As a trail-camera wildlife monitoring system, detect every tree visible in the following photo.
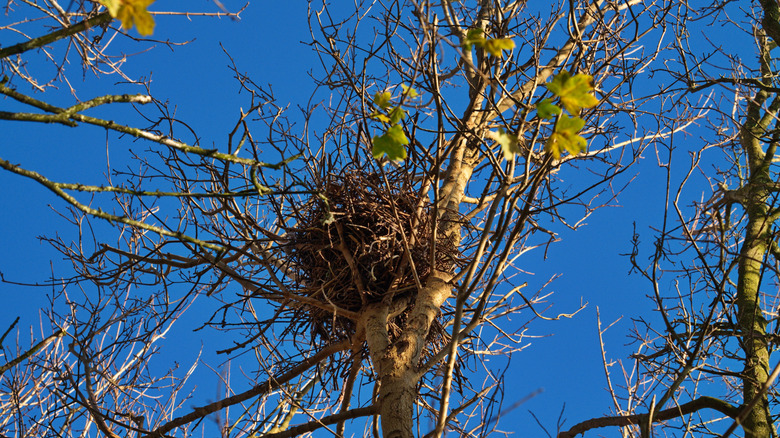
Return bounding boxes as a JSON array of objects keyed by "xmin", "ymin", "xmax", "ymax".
[
  {"xmin": 560, "ymin": 1, "xmax": 780, "ymax": 437},
  {"xmin": 1, "ymin": 1, "xmax": 681, "ymax": 437}
]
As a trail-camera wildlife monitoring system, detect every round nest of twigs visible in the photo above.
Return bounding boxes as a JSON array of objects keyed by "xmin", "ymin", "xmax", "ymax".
[{"xmin": 283, "ymin": 168, "xmax": 460, "ymax": 355}]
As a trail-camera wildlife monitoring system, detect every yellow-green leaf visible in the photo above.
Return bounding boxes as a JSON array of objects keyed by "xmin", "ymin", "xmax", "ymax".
[
  {"xmin": 495, "ymin": 128, "xmax": 520, "ymax": 160},
  {"xmin": 100, "ymin": 0, "xmax": 156, "ymax": 36},
  {"xmin": 545, "ymin": 114, "xmax": 587, "ymax": 159},
  {"xmin": 545, "ymin": 71, "xmax": 598, "ymax": 114},
  {"xmin": 483, "ymin": 38, "xmax": 515, "ymax": 57},
  {"xmin": 372, "ymin": 125, "xmax": 409, "ymax": 161},
  {"xmin": 557, "ymin": 112, "xmax": 586, "ymax": 133},
  {"xmin": 389, "ymin": 106, "xmax": 406, "ymax": 125},
  {"xmin": 100, "ymin": 0, "xmax": 121, "ymax": 16},
  {"xmin": 546, "ymin": 131, "xmax": 587, "ymax": 159},
  {"xmin": 401, "ymin": 84, "xmax": 419, "ymax": 99},
  {"xmin": 385, "ymin": 124, "xmax": 409, "ymax": 145},
  {"xmin": 370, "ymin": 112, "xmax": 391, "ymax": 124},
  {"xmin": 373, "ymin": 91, "xmax": 392, "ymax": 110},
  {"xmin": 462, "ymin": 28, "xmax": 486, "ymax": 51},
  {"xmin": 536, "ymin": 98, "xmax": 562, "ymax": 119}
]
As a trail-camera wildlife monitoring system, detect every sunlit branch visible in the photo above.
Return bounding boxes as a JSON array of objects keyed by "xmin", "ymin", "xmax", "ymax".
[
  {"xmin": 0, "ymin": 180, "xmax": 270, "ymax": 199},
  {"xmin": 260, "ymin": 405, "xmax": 379, "ymax": 438},
  {"xmin": 0, "ymin": 158, "xmax": 226, "ymax": 252},
  {"xmin": 149, "ymin": 2, "xmax": 249, "ymax": 19},
  {"xmin": 0, "ymin": 12, "xmax": 112, "ymax": 60},
  {"xmin": 0, "ymin": 83, "xmax": 299, "ymax": 169},
  {"xmin": 141, "ymin": 340, "xmax": 350, "ymax": 438},
  {"xmin": 0, "ymin": 328, "xmax": 65, "ymax": 375},
  {"xmin": 424, "ymin": 387, "xmax": 492, "ymax": 438}
]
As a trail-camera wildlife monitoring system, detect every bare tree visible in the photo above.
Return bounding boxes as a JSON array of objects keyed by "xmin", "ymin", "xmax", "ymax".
[
  {"xmin": 1, "ymin": 1, "xmax": 684, "ymax": 437},
  {"xmin": 560, "ymin": 1, "xmax": 780, "ymax": 437}
]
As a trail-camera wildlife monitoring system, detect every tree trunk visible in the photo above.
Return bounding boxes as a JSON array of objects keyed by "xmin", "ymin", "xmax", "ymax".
[
  {"xmin": 360, "ymin": 108, "xmax": 481, "ymax": 436},
  {"xmin": 737, "ymin": 53, "xmax": 774, "ymax": 436},
  {"xmin": 364, "ymin": 273, "xmax": 457, "ymax": 437},
  {"xmin": 736, "ymin": 214, "xmax": 772, "ymax": 438},
  {"xmin": 378, "ymin": 372, "xmax": 418, "ymax": 438}
]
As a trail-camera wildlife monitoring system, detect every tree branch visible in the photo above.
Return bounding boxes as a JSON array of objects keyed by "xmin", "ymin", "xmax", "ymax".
[
  {"xmin": 0, "ymin": 328, "xmax": 65, "ymax": 375},
  {"xmin": 0, "ymin": 83, "xmax": 299, "ymax": 169},
  {"xmin": 557, "ymin": 396, "xmax": 740, "ymax": 438},
  {"xmin": 0, "ymin": 158, "xmax": 227, "ymax": 252},
  {"xmin": 260, "ymin": 405, "xmax": 379, "ymax": 438},
  {"xmin": 141, "ymin": 340, "xmax": 350, "ymax": 438},
  {"xmin": 0, "ymin": 12, "xmax": 112, "ymax": 60}
]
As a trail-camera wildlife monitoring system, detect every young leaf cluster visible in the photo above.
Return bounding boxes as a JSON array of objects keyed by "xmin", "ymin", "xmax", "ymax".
[
  {"xmin": 370, "ymin": 85, "xmax": 419, "ymax": 161},
  {"xmin": 99, "ymin": 0, "xmax": 155, "ymax": 36},
  {"xmin": 462, "ymin": 28, "xmax": 515, "ymax": 57},
  {"xmin": 538, "ymin": 71, "xmax": 598, "ymax": 159}
]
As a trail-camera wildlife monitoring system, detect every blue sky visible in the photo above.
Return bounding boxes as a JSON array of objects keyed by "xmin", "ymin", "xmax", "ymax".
[{"xmin": 0, "ymin": 1, "xmax": 738, "ymax": 436}]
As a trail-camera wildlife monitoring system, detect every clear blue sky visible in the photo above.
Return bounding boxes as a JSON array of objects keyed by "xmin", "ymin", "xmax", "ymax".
[{"xmin": 0, "ymin": 1, "xmax": 732, "ymax": 436}]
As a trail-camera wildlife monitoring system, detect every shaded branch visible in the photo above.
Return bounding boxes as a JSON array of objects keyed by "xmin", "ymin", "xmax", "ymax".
[
  {"xmin": 689, "ymin": 76, "xmax": 780, "ymax": 93},
  {"xmin": 760, "ymin": 0, "xmax": 780, "ymax": 49},
  {"xmin": 557, "ymin": 396, "xmax": 740, "ymax": 438}
]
